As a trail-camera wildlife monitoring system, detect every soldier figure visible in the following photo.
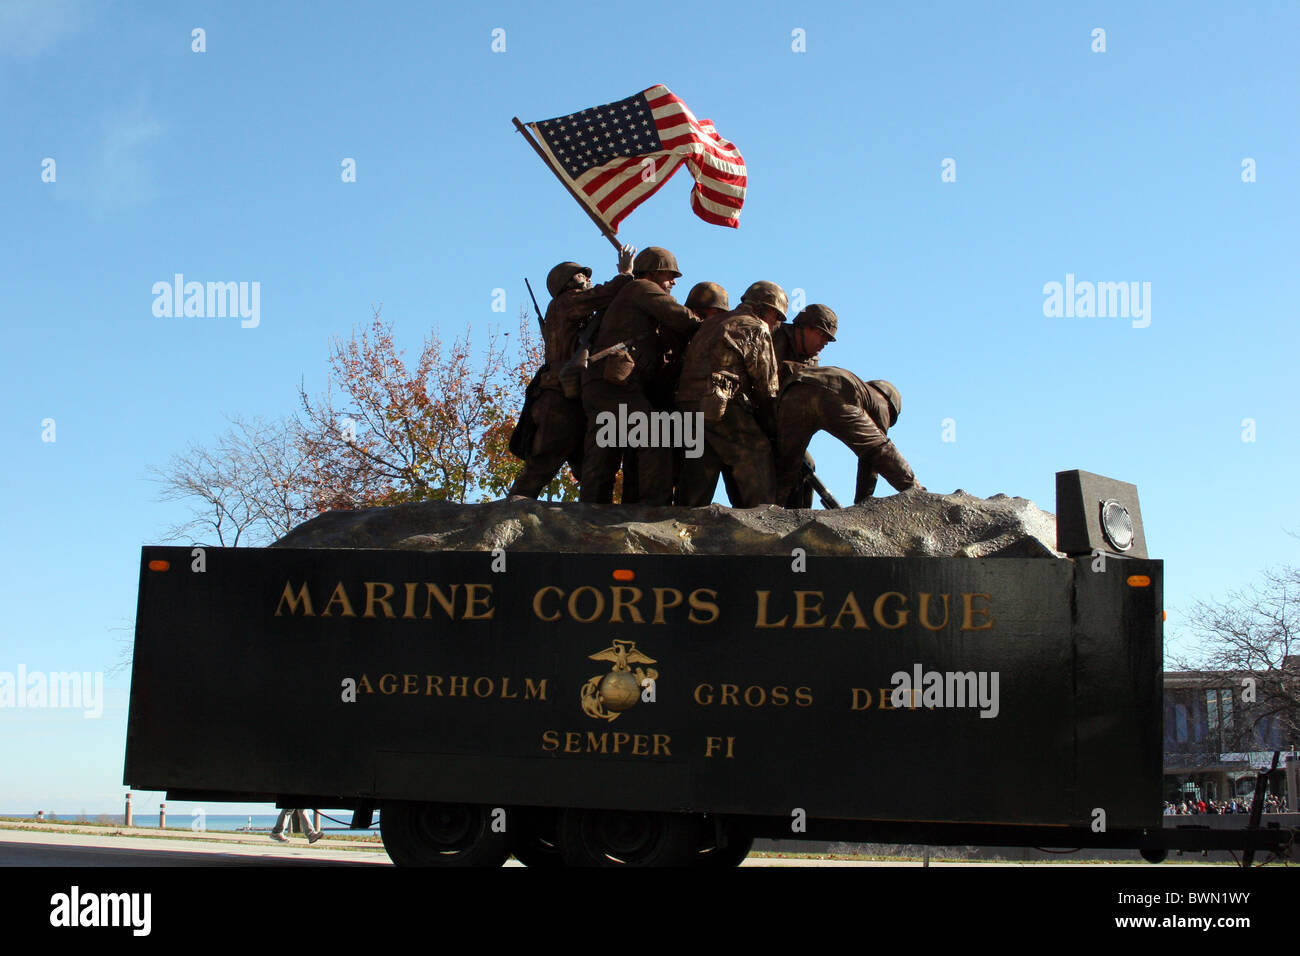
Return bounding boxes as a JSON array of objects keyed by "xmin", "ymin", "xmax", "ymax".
[
  {"xmin": 625, "ymin": 281, "xmax": 732, "ymax": 503},
  {"xmin": 674, "ymin": 281, "xmax": 786, "ymax": 508},
  {"xmin": 772, "ymin": 304, "xmax": 837, "ymax": 381},
  {"xmin": 775, "ymin": 368, "xmax": 921, "ymax": 506},
  {"xmin": 507, "ymin": 245, "xmax": 634, "ymax": 498},
  {"xmin": 770, "ymin": 304, "xmax": 838, "ymax": 506},
  {"xmin": 579, "ymin": 246, "xmax": 701, "ymax": 505}
]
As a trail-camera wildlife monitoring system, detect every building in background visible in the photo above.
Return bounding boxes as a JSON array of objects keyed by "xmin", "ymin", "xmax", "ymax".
[{"xmin": 1163, "ymin": 671, "xmax": 1295, "ymax": 807}]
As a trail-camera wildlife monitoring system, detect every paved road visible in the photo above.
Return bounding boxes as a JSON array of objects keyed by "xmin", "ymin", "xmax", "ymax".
[
  {"xmin": 2, "ymin": 827, "xmax": 1203, "ymax": 866},
  {"xmin": 0, "ymin": 827, "xmax": 392, "ymax": 866},
  {"xmin": 11, "ymin": 822, "xmax": 1241, "ymax": 867}
]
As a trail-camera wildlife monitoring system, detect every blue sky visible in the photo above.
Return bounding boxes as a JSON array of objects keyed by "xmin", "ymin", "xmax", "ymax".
[{"xmin": 1, "ymin": 1, "xmax": 1296, "ymax": 812}]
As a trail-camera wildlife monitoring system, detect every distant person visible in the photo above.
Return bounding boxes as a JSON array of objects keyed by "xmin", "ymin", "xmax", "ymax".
[{"xmin": 270, "ymin": 808, "xmax": 321, "ymax": 844}]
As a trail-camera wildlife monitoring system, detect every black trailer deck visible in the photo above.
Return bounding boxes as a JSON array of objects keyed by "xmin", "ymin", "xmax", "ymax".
[{"xmin": 129, "ymin": 543, "xmax": 1286, "ymax": 865}]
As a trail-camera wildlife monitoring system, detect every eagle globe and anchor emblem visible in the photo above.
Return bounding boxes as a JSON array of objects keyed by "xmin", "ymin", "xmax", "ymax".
[{"xmin": 579, "ymin": 639, "xmax": 658, "ymax": 721}]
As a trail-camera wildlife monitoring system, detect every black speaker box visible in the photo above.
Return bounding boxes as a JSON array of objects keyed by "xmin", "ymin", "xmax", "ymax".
[{"xmin": 1055, "ymin": 470, "xmax": 1147, "ymax": 558}]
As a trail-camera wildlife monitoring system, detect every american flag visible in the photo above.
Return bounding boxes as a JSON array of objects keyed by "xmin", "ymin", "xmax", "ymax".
[{"xmin": 525, "ymin": 85, "xmax": 746, "ymax": 230}]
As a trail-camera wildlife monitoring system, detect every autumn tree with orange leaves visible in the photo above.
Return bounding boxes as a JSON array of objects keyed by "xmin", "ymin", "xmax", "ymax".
[
  {"xmin": 296, "ymin": 305, "xmax": 578, "ymax": 511},
  {"xmin": 152, "ymin": 305, "xmax": 579, "ymax": 547}
]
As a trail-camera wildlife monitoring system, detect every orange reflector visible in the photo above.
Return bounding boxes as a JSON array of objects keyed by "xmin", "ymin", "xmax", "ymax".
[
  {"xmin": 612, "ymin": 569, "xmax": 635, "ymax": 582},
  {"xmin": 1127, "ymin": 575, "xmax": 1151, "ymax": 587},
  {"xmin": 1162, "ymin": 610, "xmax": 1168, "ymax": 621},
  {"xmin": 148, "ymin": 560, "xmax": 170, "ymax": 572}
]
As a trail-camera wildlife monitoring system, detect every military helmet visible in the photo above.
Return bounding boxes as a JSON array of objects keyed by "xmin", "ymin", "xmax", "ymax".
[
  {"xmin": 868, "ymin": 379, "xmax": 902, "ymax": 426},
  {"xmin": 740, "ymin": 280, "xmax": 789, "ymax": 317},
  {"xmin": 685, "ymin": 281, "xmax": 729, "ymax": 314},
  {"xmin": 632, "ymin": 246, "xmax": 682, "ymax": 278},
  {"xmin": 546, "ymin": 261, "xmax": 592, "ymax": 298},
  {"xmin": 793, "ymin": 304, "xmax": 838, "ymax": 342}
]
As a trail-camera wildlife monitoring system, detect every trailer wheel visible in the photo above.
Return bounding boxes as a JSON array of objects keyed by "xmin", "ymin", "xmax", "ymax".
[
  {"xmin": 558, "ymin": 808, "xmax": 702, "ymax": 867},
  {"xmin": 509, "ymin": 807, "xmax": 564, "ymax": 868},
  {"xmin": 697, "ymin": 832, "xmax": 754, "ymax": 868},
  {"xmin": 1139, "ymin": 847, "xmax": 1168, "ymax": 864},
  {"xmin": 380, "ymin": 801, "xmax": 509, "ymax": 867}
]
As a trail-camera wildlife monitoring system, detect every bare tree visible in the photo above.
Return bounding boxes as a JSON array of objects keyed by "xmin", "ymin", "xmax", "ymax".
[
  {"xmin": 148, "ymin": 414, "xmax": 310, "ymax": 546},
  {"xmin": 1172, "ymin": 565, "xmax": 1300, "ymax": 746}
]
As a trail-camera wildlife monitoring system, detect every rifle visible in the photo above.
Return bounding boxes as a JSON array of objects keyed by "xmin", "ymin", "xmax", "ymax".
[
  {"xmin": 524, "ymin": 278, "xmax": 544, "ymax": 332},
  {"xmin": 588, "ymin": 332, "xmax": 652, "ymax": 363},
  {"xmin": 801, "ymin": 456, "xmax": 841, "ymax": 509}
]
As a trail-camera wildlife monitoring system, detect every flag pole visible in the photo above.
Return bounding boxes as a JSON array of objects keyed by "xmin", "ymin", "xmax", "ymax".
[{"xmin": 513, "ymin": 117, "xmax": 622, "ymax": 251}]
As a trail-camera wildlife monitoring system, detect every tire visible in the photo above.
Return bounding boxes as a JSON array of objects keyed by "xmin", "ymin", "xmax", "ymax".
[
  {"xmin": 380, "ymin": 801, "xmax": 510, "ymax": 867},
  {"xmin": 697, "ymin": 832, "xmax": 754, "ymax": 868},
  {"xmin": 509, "ymin": 807, "xmax": 565, "ymax": 868},
  {"xmin": 558, "ymin": 808, "xmax": 703, "ymax": 867},
  {"xmin": 1139, "ymin": 846, "xmax": 1168, "ymax": 864}
]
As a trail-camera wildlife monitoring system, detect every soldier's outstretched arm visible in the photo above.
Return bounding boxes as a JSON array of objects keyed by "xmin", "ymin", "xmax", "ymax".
[
  {"xmin": 640, "ymin": 283, "xmax": 701, "ymax": 337},
  {"xmin": 822, "ymin": 403, "xmax": 917, "ymax": 497}
]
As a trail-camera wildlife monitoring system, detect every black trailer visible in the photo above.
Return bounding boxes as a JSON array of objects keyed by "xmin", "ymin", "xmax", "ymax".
[{"xmin": 127, "ymin": 526, "xmax": 1280, "ymax": 866}]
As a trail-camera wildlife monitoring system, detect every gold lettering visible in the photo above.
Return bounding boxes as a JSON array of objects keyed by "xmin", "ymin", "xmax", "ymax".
[
  {"xmin": 378, "ymin": 673, "xmax": 397, "ymax": 694},
  {"xmin": 704, "ymin": 735, "xmax": 735, "ymax": 758},
  {"xmin": 402, "ymin": 673, "xmax": 418, "ymax": 694},
  {"xmin": 688, "ymin": 588, "xmax": 719, "ymax": 624},
  {"xmin": 694, "ymin": 683, "xmax": 714, "ymax": 706},
  {"xmin": 568, "ymin": 586, "xmax": 605, "ymax": 623},
  {"xmin": 653, "ymin": 734, "xmax": 671, "ymax": 756},
  {"xmin": 872, "ymin": 591, "xmax": 909, "ymax": 629},
  {"xmin": 632, "ymin": 734, "xmax": 648, "ymax": 756},
  {"xmin": 426, "ymin": 675, "xmax": 443, "ymax": 696},
  {"xmin": 448, "ymin": 676, "xmax": 469, "ymax": 697},
  {"xmin": 585, "ymin": 732, "xmax": 607, "ymax": 754},
  {"xmin": 793, "ymin": 590, "xmax": 826, "ymax": 628},
  {"xmin": 754, "ymin": 590, "xmax": 788, "ymax": 628},
  {"xmin": 322, "ymin": 581, "xmax": 356, "ymax": 618},
  {"xmin": 357, "ymin": 674, "xmax": 373, "ymax": 694},
  {"xmin": 771, "ymin": 686, "xmax": 790, "ymax": 706},
  {"xmin": 364, "ymin": 581, "xmax": 397, "ymax": 619},
  {"xmin": 830, "ymin": 592, "xmax": 869, "ymax": 629},
  {"xmin": 472, "ymin": 677, "xmax": 493, "ymax": 698},
  {"xmin": 275, "ymin": 581, "xmax": 313, "ymax": 617},
  {"xmin": 609, "ymin": 586, "xmax": 644, "ymax": 624},
  {"xmin": 541, "ymin": 730, "xmax": 559, "ymax": 751},
  {"xmin": 612, "ymin": 732, "xmax": 630, "ymax": 754},
  {"xmin": 524, "ymin": 678, "xmax": 548, "ymax": 701},
  {"xmin": 879, "ymin": 687, "xmax": 896, "ymax": 710},
  {"xmin": 851, "ymin": 687, "xmax": 872, "ymax": 710},
  {"xmin": 564, "ymin": 732, "xmax": 582, "ymax": 753},
  {"xmin": 500, "ymin": 677, "xmax": 517, "ymax": 699},
  {"xmin": 721, "ymin": 684, "xmax": 740, "ymax": 707},
  {"xmin": 423, "ymin": 584, "xmax": 459, "ymax": 620},
  {"xmin": 464, "ymin": 583, "xmax": 494, "ymax": 620},
  {"xmin": 533, "ymin": 586, "xmax": 563, "ymax": 622},
  {"xmin": 744, "ymin": 685, "xmax": 766, "ymax": 707},
  {"xmin": 961, "ymin": 593, "xmax": 994, "ymax": 631},
  {"xmin": 795, "ymin": 686, "xmax": 813, "ymax": 707},
  {"xmin": 919, "ymin": 593, "xmax": 950, "ymax": 631},
  {"xmin": 652, "ymin": 587, "xmax": 683, "ymax": 624},
  {"xmin": 403, "ymin": 582, "xmax": 417, "ymax": 619}
]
